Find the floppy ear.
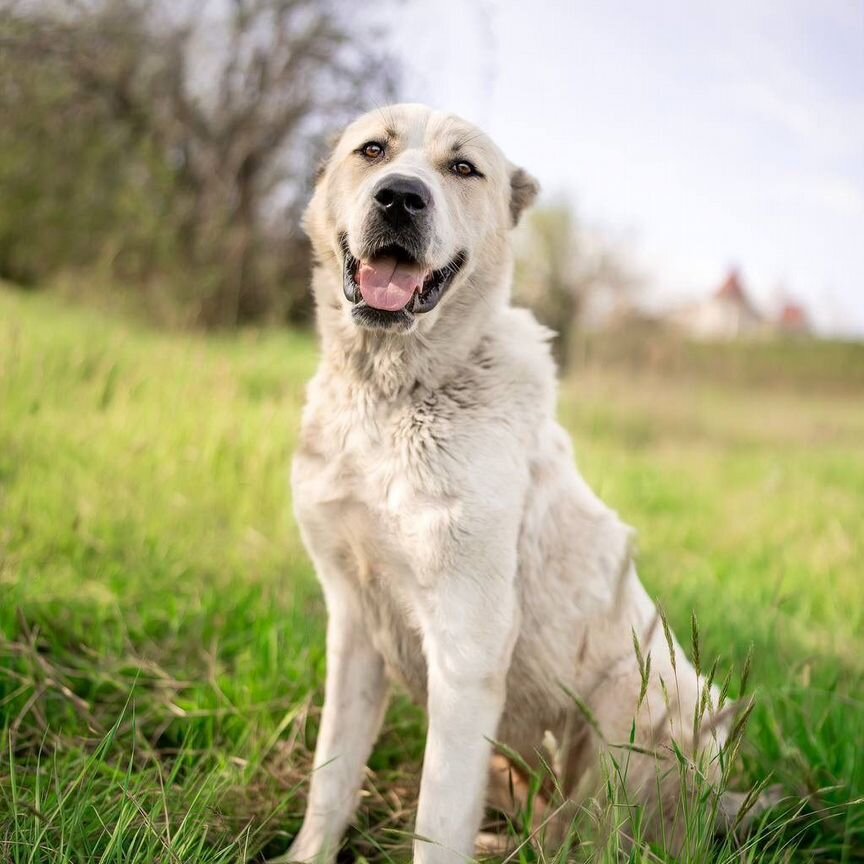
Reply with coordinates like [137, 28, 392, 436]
[313, 128, 344, 183]
[509, 166, 540, 226]
[303, 128, 344, 239]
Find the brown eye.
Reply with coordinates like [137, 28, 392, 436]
[360, 141, 385, 160]
[451, 159, 481, 177]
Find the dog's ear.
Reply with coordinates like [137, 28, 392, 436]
[509, 166, 540, 226]
[313, 128, 344, 183]
[303, 128, 344, 238]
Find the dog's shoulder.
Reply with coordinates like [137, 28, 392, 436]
[486, 306, 558, 402]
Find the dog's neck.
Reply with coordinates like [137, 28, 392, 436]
[312, 260, 512, 399]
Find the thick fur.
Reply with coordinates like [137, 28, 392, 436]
[281, 105, 732, 863]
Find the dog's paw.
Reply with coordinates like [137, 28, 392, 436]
[265, 839, 336, 864]
[474, 831, 515, 856]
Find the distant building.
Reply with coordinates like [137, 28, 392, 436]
[776, 301, 810, 335]
[670, 270, 765, 340]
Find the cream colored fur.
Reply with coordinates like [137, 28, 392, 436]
[279, 104, 733, 864]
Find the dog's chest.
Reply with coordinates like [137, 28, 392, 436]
[292, 384, 469, 697]
[295, 381, 465, 560]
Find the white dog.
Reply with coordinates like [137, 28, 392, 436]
[282, 104, 742, 863]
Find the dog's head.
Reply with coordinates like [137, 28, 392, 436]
[304, 104, 539, 334]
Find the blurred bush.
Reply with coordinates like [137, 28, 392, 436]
[578, 318, 864, 391]
[514, 198, 641, 367]
[0, 0, 396, 326]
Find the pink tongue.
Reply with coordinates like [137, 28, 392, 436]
[357, 256, 424, 311]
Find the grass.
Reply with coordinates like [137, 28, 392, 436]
[1, 285, 862, 862]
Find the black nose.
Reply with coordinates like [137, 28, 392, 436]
[373, 175, 432, 226]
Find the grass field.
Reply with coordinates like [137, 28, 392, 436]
[1, 286, 863, 862]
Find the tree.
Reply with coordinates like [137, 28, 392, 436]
[514, 199, 641, 367]
[0, 0, 397, 325]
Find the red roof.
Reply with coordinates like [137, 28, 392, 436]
[778, 302, 809, 331]
[713, 269, 761, 319]
[715, 270, 747, 302]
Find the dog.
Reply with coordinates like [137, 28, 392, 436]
[280, 104, 746, 863]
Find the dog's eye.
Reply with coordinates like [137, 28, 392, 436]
[359, 141, 385, 160]
[451, 160, 480, 178]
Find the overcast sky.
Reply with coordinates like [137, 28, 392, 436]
[385, 0, 864, 336]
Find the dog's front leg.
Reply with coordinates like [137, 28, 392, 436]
[279, 577, 389, 864]
[413, 568, 519, 864]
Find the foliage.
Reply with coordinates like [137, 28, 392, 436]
[0, 0, 397, 326]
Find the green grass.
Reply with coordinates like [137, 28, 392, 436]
[1, 286, 862, 862]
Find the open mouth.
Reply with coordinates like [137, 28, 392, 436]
[340, 235, 466, 328]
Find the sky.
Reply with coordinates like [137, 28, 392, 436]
[385, 0, 864, 336]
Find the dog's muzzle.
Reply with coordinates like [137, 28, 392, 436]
[336, 173, 467, 331]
